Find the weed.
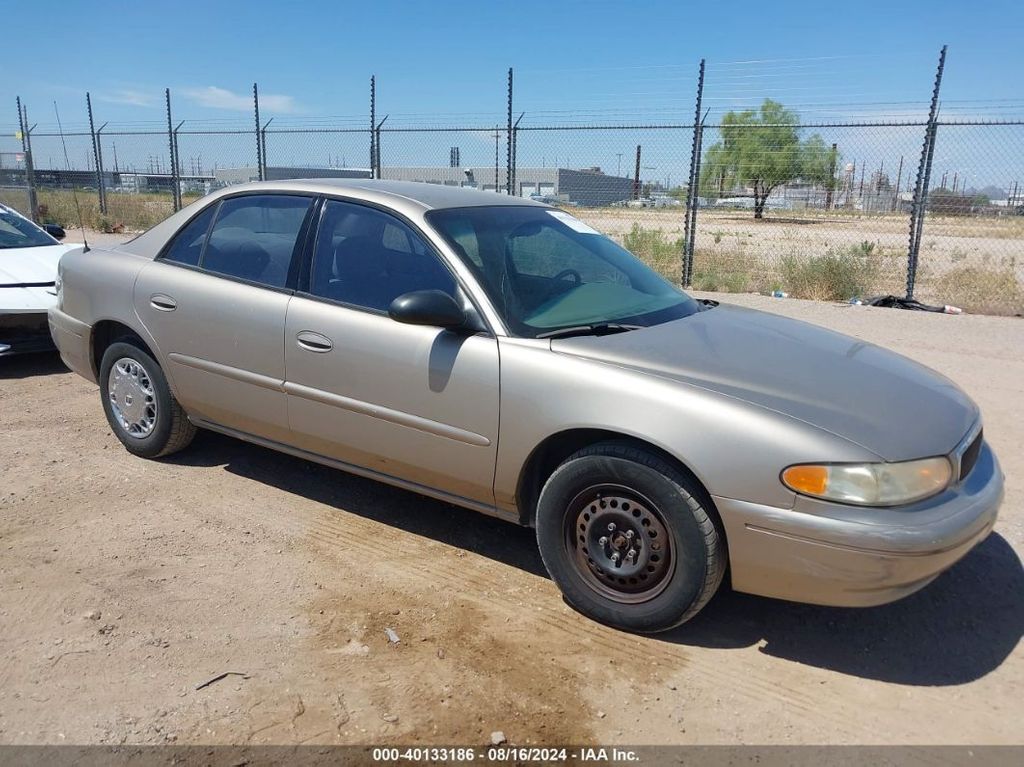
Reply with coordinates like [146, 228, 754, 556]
[781, 247, 879, 301]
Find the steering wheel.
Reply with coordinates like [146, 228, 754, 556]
[552, 268, 582, 286]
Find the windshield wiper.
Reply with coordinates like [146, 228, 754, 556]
[538, 323, 641, 340]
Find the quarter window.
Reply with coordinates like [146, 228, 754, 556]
[161, 205, 217, 267]
[201, 195, 312, 288]
[309, 200, 456, 312]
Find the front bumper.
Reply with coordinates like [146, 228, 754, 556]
[47, 307, 95, 382]
[715, 442, 1004, 607]
[0, 312, 55, 356]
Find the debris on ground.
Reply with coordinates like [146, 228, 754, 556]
[385, 628, 400, 644]
[490, 731, 507, 745]
[194, 671, 250, 691]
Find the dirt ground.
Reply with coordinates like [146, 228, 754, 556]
[1, 288, 1021, 747]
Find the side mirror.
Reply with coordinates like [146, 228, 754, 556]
[43, 224, 66, 240]
[389, 290, 466, 329]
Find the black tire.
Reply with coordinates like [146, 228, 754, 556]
[99, 340, 196, 458]
[535, 442, 726, 633]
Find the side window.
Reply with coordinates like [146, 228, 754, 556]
[309, 200, 456, 312]
[161, 204, 217, 267]
[201, 195, 312, 288]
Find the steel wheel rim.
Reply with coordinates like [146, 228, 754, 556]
[107, 357, 158, 439]
[564, 484, 674, 604]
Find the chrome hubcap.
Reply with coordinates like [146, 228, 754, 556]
[108, 357, 157, 438]
[566, 486, 674, 604]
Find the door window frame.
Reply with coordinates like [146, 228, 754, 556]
[295, 194, 495, 335]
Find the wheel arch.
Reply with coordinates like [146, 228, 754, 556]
[91, 319, 158, 380]
[515, 428, 725, 543]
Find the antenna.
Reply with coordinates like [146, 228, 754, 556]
[52, 101, 89, 252]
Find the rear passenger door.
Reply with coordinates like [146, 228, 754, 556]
[283, 198, 500, 507]
[134, 193, 314, 444]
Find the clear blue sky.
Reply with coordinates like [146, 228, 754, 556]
[2, 0, 1021, 190]
[3, 0, 1022, 128]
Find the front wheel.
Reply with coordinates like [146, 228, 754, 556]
[536, 443, 726, 633]
[99, 341, 196, 458]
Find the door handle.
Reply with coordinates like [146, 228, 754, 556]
[296, 330, 333, 353]
[150, 294, 177, 312]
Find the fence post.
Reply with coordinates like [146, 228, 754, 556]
[16, 97, 39, 222]
[633, 144, 641, 200]
[261, 117, 273, 180]
[253, 83, 263, 181]
[682, 58, 705, 287]
[506, 68, 513, 194]
[493, 125, 499, 192]
[173, 121, 184, 207]
[165, 88, 181, 212]
[370, 75, 376, 178]
[375, 114, 388, 179]
[86, 92, 107, 215]
[512, 111, 524, 196]
[906, 45, 947, 299]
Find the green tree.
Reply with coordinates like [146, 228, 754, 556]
[700, 100, 838, 219]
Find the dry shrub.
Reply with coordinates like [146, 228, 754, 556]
[934, 265, 1023, 316]
[781, 248, 879, 301]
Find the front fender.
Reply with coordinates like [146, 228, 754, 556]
[494, 337, 880, 516]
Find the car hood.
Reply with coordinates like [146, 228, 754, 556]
[551, 304, 978, 461]
[0, 244, 75, 312]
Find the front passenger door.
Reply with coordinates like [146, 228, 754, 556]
[283, 199, 500, 506]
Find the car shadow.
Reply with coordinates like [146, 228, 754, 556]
[0, 352, 68, 379]
[168, 430, 547, 577]
[170, 430, 1023, 687]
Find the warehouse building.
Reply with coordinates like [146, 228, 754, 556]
[211, 165, 634, 206]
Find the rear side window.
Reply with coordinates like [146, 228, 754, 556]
[161, 205, 217, 266]
[201, 195, 312, 288]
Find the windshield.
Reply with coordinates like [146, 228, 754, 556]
[426, 206, 700, 337]
[0, 207, 57, 250]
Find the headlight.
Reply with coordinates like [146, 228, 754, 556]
[781, 457, 952, 506]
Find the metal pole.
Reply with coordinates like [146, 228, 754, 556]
[892, 155, 904, 212]
[682, 58, 705, 287]
[173, 120, 184, 204]
[370, 76, 376, 178]
[685, 116, 707, 286]
[261, 117, 273, 180]
[165, 88, 181, 211]
[906, 45, 947, 299]
[86, 92, 106, 214]
[375, 114, 388, 179]
[506, 68, 513, 195]
[253, 83, 263, 181]
[18, 99, 39, 222]
[824, 143, 838, 210]
[633, 145, 641, 200]
[494, 125, 499, 192]
[511, 111, 524, 196]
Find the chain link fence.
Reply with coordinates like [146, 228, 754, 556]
[4, 90, 1023, 316]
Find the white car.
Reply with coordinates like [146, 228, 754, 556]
[0, 203, 76, 356]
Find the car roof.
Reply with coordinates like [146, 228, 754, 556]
[117, 179, 548, 260]
[218, 178, 547, 211]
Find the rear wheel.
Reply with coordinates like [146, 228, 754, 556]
[99, 341, 196, 458]
[536, 443, 726, 633]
